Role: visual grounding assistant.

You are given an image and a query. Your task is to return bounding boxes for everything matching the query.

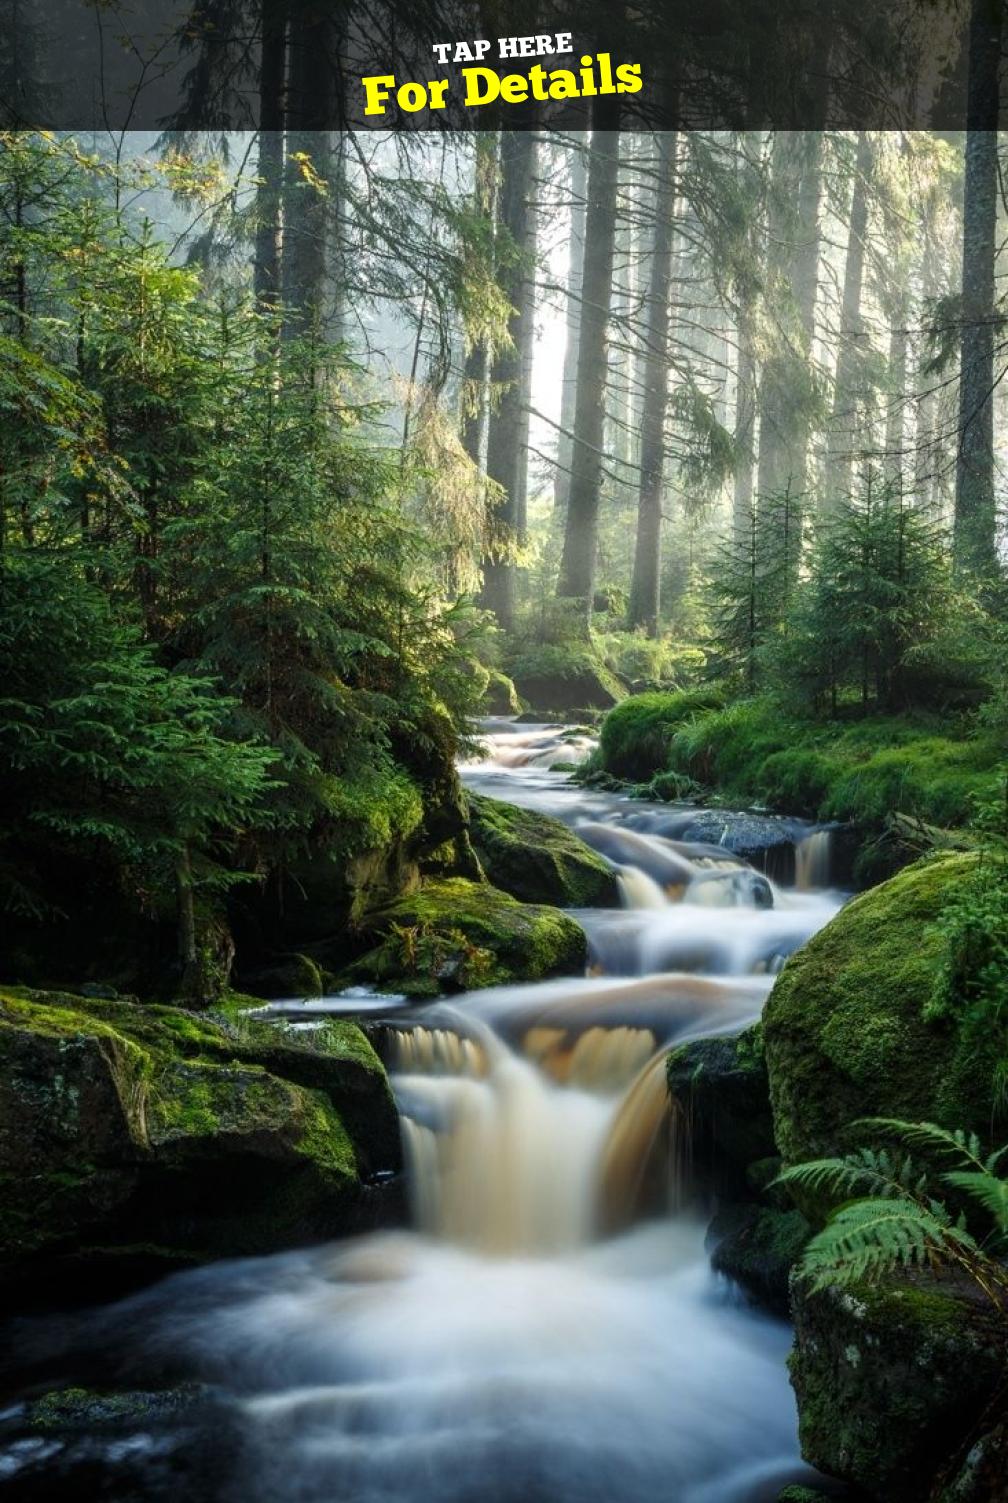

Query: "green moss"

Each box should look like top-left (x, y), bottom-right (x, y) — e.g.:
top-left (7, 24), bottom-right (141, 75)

top-left (764, 854), bottom-right (1000, 1164)
top-left (507, 642), bottom-right (626, 713)
top-left (351, 876), bottom-right (586, 994)
top-left (468, 793), bottom-right (620, 908)
top-left (481, 668), bottom-right (523, 714)
top-left (710, 1204), bottom-right (811, 1313)
top-left (789, 1275), bottom-right (1005, 1501)
top-left (597, 693), bottom-right (1003, 837)
top-left (0, 986), bottom-right (398, 1267)
top-left (598, 688), bottom-right (726, 780)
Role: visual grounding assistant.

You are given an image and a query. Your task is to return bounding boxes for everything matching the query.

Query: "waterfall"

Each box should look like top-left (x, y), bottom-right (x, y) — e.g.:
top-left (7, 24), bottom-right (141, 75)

top-left (617, 865), bottom-right (669, 909)
top-left (42, 724), bottom-right (847, 1503)
top-left (795, 829), bottom-right (832, 890)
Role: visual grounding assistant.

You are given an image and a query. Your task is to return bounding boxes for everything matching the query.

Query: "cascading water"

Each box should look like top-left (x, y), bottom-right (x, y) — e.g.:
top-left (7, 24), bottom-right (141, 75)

top-left (1, 716), bottom-right (847, 1503)
top-left (795, 828), bottom-right (833, 890)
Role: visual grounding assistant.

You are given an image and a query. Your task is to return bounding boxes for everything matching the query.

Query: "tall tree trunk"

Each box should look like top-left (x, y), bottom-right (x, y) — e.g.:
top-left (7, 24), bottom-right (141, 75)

top-left (282, 0), bottom-right (337, 338)
top-left (825, 132), bottom-right (874, 510)
top-left (481, 128), bottom-right (537, 630)
top-left (554, 139), bottom-right (588, 511)
top-left (461, 131), bottom-right (500, 470)
top-left (253, 0), bottom-right (286, 310)
top-left (954, 0), bottom-right (1002, 576)
top-left (627, 131), bottom-right (677, 636)
top-left (556, 98), bottom-right (621, 620)
top-left (756, 130), bottom-right (824, 511)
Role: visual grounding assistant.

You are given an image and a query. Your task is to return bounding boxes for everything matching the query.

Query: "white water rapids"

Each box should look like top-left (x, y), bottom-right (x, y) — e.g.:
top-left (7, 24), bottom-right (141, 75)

top-left (3, 718), bottom-right (847, 1502)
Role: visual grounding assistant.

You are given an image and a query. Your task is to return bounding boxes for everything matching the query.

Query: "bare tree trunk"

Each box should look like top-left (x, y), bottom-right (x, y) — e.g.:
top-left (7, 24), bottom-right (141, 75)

top-left (252, 0), bottom-right (286, 310)
top-left (461, 131), bottom-right (500, 470)
top-left (554, 139), bottom-right (588, 511)
top-left (282, 1), bottom-right (338, 339)
top-left (481, 128), bottom-right (537, 630)
top-left (825, 132), bottom-right (874, 510)
top-left (556, 98), bottom-right (621, 621)
top-left (756, 130), bottom-right (824, 511)
top-left (954, 0), bottom-right (1002, 576)
top-left (627, 131), bottom-right (677, 636)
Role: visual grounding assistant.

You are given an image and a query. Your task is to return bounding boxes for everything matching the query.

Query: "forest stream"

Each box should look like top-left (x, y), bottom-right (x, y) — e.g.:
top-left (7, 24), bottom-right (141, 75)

top-left (1, 719), bottom-right (849, 1503)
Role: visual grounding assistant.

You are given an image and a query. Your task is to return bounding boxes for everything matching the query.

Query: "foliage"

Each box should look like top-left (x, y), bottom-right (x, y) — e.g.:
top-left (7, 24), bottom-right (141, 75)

top-left (0, 133), bottom-right (488, 988)
top-left (598, 692), bottom-right (1004, 828)
top-left (777, 1118), bottom-right (1008, 1311)
top-left (597, 687), bottom-right (726, 780)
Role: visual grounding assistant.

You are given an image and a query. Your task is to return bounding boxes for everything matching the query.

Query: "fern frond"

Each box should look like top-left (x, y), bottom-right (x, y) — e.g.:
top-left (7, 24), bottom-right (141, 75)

top-left (986, 1143), bottom-right (1008, 1175)
top-left (774, 1147), bottom-right (921, 1204)
top-left (855, 1118), bottom-right (987, 1172)
top-left (797, 1197), bottom-right (977, 1293)
top-left (943, 1170), bottom-right (1008, 1233)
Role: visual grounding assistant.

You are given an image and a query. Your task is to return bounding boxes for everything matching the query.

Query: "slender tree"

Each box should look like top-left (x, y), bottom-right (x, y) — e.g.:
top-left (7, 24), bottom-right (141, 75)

top-left (954, 0), bottom-right (1003, 577)
top-left (556, 98), bottom-right (621, 620)
top-left (627, 131), bottom-right (677, 636)
top-left (481, 128), bottom-right (537, 630)
top-left (554, 138), bottom-right (588, 512)
top-left (825, 132), bottom-right (875, 511)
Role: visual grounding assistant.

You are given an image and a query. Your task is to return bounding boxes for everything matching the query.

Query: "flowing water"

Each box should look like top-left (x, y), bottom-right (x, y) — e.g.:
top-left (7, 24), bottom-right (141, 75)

top-left (0, 718), bottom-right (847, 1503)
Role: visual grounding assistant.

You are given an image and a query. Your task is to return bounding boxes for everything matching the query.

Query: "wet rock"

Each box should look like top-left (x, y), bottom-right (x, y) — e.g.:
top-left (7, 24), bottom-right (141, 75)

top-left (348, 877), bottom-right (587, 997)
top-left (665, 1027), bottom-right (776, 1193)
top-left (709, 1204), bottom-right (810, 1315)
top-left (468, 795), bottom-right (620, 908)
top-left (789, 1276), bottom-right (1006, 1503)
top-left (0, 988), bottom-right (401, 1283)
top-left (764, 853), bottom-right (998, 1164)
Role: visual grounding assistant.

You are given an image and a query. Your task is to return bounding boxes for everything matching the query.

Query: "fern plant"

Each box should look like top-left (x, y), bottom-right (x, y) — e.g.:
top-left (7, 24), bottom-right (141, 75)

top-left (775, 1118), bottom-right (1008, 1312)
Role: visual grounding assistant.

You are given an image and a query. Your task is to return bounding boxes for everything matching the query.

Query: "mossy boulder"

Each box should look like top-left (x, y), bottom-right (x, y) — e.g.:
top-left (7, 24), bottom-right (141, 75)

top-left (481, 668), bottom-right (523, 715)
top-left (764, 854), bottom-right (998, 1164)
top-left (789, 1277), bottom-right (1006, 1502)
top-left (665, 1026), bottom-right (776, 1194)
top-left (239, 951), bottom-right (325, 1001)
top-left (508, 643), bottom-right (626, 714)
top-left (0, 987), bottom-right (400, 1282)
top-left (349, 877), bottom-right (587, 996)
top-left (468, 794), bottom-right (620, 909)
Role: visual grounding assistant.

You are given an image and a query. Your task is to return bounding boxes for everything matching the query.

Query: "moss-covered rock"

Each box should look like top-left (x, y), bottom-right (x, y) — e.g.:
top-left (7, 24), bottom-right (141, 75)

top-left (598, 688), bottom-right (727, 780)
top-left (789, 1276), bottom-right (1006, 1502)
top-left (0, 987), bottom-right (400, 1279)
top-left (508, 642), bottom-right (626, 714)
top-left (666, 1026), bottom-right (776, 1194)
top-left (764, 854), bottom-right (998, 1164)
top-left (349, 877), bottom-right (587, 996)
top-left (481, 668), bottom-right (523, 715)
top-left (468, 794), bottom-right (620, 909)
top-left (239, 951), bottom-right (325, 1001)
top-left (709, 1204), bottom-right (811, 1314)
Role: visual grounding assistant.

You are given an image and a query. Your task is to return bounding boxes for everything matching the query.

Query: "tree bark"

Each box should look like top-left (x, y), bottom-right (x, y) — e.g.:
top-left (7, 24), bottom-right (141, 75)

top-left (252, 0), bottom-right (286, 310)
top-left (627, 131), bottom-right (677, 636)
top-left (954, 0), bottom-right (1002, 576)
top-left (755, 130), bottom-right (824, 510)
top-left (555, 98), bottom-right (621, 620)
top-left (282, 0), bottom-right (338, 339)
top-left (480, 128), bottom-right (537, 630)
top-left (554, 138), bottom-right (588, 511)
top-left (461, 131), bottom-right (500, 471)
top-left (825, 132), bottom-right (874, 510)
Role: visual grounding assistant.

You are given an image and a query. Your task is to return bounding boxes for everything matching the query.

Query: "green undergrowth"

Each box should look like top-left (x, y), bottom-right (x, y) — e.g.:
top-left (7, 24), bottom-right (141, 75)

top-left (596, 692), bottom-right (1005, 831)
